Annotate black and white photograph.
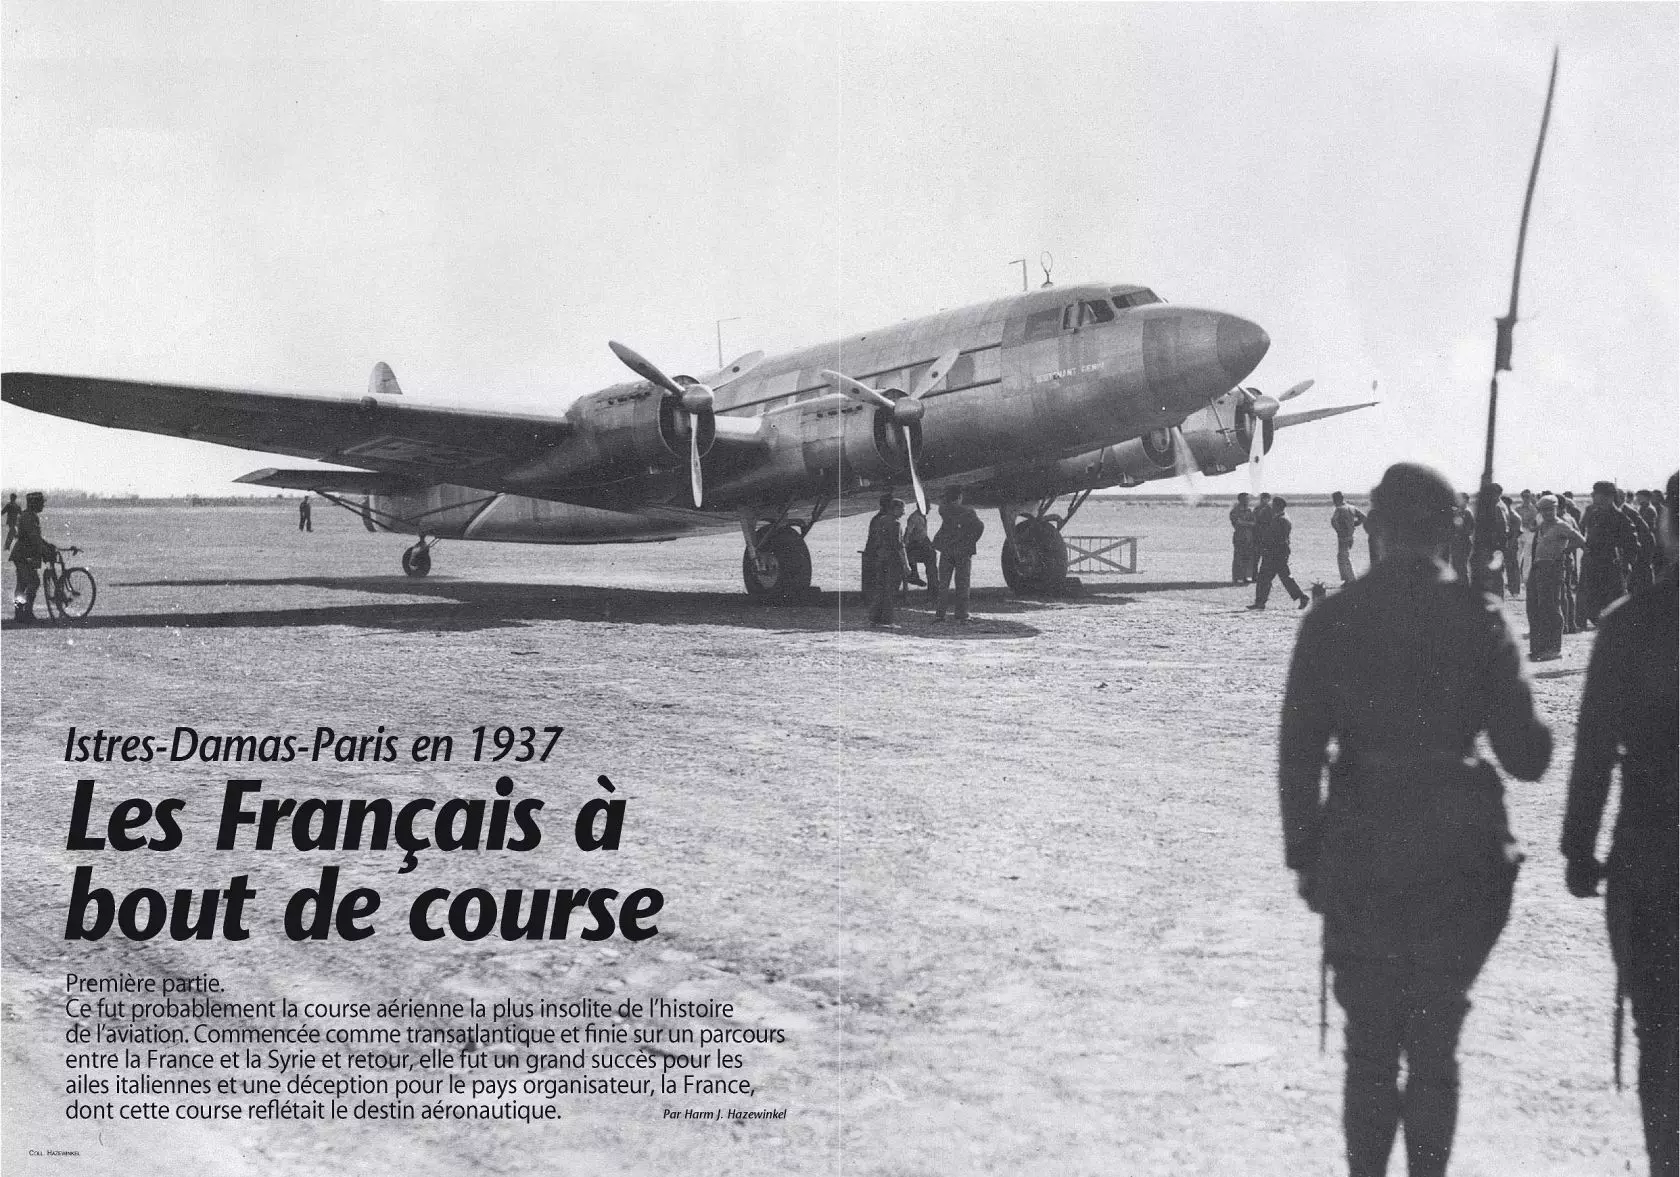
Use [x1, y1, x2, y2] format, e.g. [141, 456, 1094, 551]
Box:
[3, 3, 1676, 1175]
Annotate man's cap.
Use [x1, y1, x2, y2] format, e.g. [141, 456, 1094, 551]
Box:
[25, 491, 44, 505]
[1331, 491, 1344, 502]
[878, 492, 895, 510]
[1236, 492, 1249, 501]
[941, 487, 963, 503]
[1272, 496, 1288, 511]
[1538, 494, 1558, 512]
[1592, 480, 1617, 496]
[1369, 462, 1456, 530]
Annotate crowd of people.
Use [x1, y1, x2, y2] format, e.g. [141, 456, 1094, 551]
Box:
[1279, 464, 1677, 1177]
[1231, 481, 1670, 662]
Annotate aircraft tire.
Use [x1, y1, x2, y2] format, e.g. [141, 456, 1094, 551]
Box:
[401, 543, 432, 578]
[742, 527, 812, 600]
[1002, 517, 1068, 595]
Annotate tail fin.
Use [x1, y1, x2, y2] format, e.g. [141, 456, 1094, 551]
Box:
[369, 362, 404, 397]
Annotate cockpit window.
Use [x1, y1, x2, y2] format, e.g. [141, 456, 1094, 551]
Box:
[1079, 299, 1115, 325]
[1112, 287, 1162, 309]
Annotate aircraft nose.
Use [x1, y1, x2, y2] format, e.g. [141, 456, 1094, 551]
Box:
[1216, 315, 1270, 384]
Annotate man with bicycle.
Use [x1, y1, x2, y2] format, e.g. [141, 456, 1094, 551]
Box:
[10, 491, 54, 622]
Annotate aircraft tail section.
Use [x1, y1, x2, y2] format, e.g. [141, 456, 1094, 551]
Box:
[368, 362, 403, 397]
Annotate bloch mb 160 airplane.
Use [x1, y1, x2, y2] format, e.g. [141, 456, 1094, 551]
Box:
[3, 281, 1371, 598]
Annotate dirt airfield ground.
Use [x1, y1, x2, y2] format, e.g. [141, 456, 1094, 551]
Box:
[0, 498, 1644, 1176]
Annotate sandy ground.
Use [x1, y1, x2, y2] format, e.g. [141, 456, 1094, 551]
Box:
[0, 499, 1644, 1176]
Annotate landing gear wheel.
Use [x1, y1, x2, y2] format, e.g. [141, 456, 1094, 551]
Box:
[401, 542, 432, 578]
[742, 527, 812, 600]
[1002, 517, 1069, 595]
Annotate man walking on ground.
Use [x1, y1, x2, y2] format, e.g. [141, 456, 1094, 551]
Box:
[1562, 471, 1678, 1177]
[298, 495, 313, 532]
[1280, 462, 1551, 1177]
[932, 488, 984, 624]
[1331, 491, 1366, 584]
[1249, 496, 1308, 610]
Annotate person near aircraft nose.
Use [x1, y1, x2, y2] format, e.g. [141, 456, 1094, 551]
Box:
[1562, 470, 1678, 1177]
[1249, 496, 1307, 610]
[1280, 461, 1551, 1177]
[932, 488, 984, 623]
[298, 494, 313, 532]
[864, 494, 908, 628]
[1330, 491, 1366, 584]
[903, 505, 938, 601]
[1230, 492, 1257, 584]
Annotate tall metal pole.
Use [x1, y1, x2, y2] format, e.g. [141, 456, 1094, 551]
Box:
[1008, 258, 1027, 293]
[1473, 48, 1558, 590]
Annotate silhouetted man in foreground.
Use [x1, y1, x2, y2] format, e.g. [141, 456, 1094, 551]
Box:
[1563, 470, 1678, 1177]
[1280, 463, 1551, 1177]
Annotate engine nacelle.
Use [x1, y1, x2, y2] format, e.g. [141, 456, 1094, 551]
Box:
[510, 382, 714, 489]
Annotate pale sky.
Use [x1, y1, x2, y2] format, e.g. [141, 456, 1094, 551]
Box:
[3, 2, 1676, 497]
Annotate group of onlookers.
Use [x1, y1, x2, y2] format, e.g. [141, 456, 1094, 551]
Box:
[862, 487, 985, 627]
[1279, 463, 1677, 1177]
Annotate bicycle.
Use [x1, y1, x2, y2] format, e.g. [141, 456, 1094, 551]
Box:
[41, 546, 97, 622]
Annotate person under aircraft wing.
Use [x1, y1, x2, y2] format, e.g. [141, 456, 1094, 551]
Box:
[0, 372, 573, 485]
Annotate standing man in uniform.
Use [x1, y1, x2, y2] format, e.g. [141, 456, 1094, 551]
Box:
[1330, 491, 1367, 584]
[863, 494, 908, 628]
[1230, 493, 1258, 585]
[1501, 495, 1525, 598]
[1515, 490, 1540, 592]
[298, 494, 313, 532]
[932, 488, 983, 624]
[10, 492, 54, 623]
[1620, 488, 1656, 595]
[1249, 496, 1308, 610]
[2, 492, 19, 550]
[902, 504, 938, 603]
[1579, 481, 1637, 625]
[1526, 495, 1582, 662]
[1280, 462, 1552, 1177]
[1450, 492, 1476, 583]
[1562, 471, 1678, 1177]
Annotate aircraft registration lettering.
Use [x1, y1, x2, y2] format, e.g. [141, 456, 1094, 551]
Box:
[342, 436, 499, 467]
[1032, 362, 1103, 386]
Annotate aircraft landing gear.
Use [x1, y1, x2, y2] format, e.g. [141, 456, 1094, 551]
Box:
[401, 538, 436, 578]
[742, 526, 812, 600]
[739, 497, 827, 600]
[1000, 491, 1085, 595]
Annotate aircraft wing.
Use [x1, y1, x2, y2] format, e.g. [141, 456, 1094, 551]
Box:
[1272, 401, 1378, 430]
[1, 372, 572, 482]
[232, 468, 427, 494]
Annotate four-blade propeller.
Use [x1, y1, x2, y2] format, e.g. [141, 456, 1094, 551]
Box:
[821, 348, 960, 515]
[608, 341, 764, 508]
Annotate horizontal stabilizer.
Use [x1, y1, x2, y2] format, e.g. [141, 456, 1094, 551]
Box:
[1273, 401, 1378, 430]
[235, 468, 427, 494]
